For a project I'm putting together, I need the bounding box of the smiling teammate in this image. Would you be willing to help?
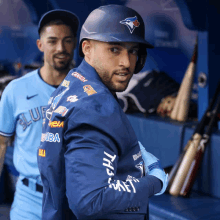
[38,5,167,220]
[0,9,79,220]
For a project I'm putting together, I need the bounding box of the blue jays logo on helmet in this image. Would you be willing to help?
[120,16,140,34]
[46,87,69,120]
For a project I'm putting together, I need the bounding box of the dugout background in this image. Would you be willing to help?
[1,0,220,219]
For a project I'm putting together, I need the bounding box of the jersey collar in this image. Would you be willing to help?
[76,59,103,83]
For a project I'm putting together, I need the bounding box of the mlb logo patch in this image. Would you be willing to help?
[120,16,140,34]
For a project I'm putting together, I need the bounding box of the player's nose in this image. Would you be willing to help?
[56,41,66,52]
[119,50,130,68]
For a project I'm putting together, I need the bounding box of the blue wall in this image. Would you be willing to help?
[0,0,197,83]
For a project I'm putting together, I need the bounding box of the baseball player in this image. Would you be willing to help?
[38,5,168,220]
[0,9,79,220]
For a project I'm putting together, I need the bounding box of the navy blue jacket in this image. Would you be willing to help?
[37,60,162,220]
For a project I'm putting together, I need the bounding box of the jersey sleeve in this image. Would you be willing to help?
[64,96,162,219]
[0,82,16,136]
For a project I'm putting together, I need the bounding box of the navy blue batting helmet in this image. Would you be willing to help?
[79,4,154,74]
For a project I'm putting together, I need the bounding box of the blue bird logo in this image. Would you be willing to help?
[120,16,140,34]
[46,87,69,120]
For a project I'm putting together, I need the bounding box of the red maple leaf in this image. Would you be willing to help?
[133,20,140,27]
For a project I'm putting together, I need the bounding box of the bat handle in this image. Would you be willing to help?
[180,149,204,197]
[166,152,184,192]
[169,134,202,196]
[166,140,191,192]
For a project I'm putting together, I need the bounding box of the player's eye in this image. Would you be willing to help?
[110,47,120,53]
[48,41,56,44]
[130,48,139,55]
[65,39,73,44]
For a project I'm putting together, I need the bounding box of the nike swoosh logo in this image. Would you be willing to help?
[27,94,38,100]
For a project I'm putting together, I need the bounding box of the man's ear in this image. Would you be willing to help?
[82,40,92,59]
[36,39,44,52]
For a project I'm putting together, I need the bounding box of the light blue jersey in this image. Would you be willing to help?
[0,69,56,179]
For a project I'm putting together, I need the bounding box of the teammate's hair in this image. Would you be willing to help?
[39,19,77,37]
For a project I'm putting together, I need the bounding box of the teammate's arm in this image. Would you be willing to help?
[0,135,10,177]
[0,80,16,177]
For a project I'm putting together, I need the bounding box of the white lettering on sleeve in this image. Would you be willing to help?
[103,151,137,193]
[128,180,136,193]
[106,168,114,176]
[116,180,126,192]
[103,158,114,170]
[104,151,116,162]
[122,181,131,193]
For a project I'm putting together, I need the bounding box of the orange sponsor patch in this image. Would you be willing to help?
[49,121,64,128]
[83,85,97,96]
[39,149,46,157]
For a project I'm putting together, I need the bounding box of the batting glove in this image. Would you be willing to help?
[139,141,168,195]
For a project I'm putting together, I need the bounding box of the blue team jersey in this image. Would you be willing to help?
[38,60,161,220]
[0,69,56,179]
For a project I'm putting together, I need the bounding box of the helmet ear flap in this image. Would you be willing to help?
[134,48,147,74]
[79,40,84,57]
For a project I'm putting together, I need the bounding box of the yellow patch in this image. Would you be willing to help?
[83,85,97,96]
[49,121,64,128]
[39,149,46,157]
[62,80,70,88]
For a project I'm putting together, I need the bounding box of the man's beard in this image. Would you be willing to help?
[94,65,131,93]
[53,60,71,71]
[53,52,72,71]
[92,57,132,92]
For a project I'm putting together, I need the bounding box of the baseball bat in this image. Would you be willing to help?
[180,95,220,197]
[169,81,220,196]
[170,37,198,121]
[167,80,220,192]
[166,139,191,192]
[170,74,188,120]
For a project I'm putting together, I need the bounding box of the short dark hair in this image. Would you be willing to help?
[39,19,76,37]
[38,9,79,37]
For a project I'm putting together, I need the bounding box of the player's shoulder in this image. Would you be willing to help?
[7,69,38,89]
[67,82,119,118]
[68,70,112,105]
[1,70,37,97]
[47,63,121,121]
[69,67,108,95]
[15,69,38,82]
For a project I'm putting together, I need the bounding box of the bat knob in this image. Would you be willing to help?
[198,72,207,88]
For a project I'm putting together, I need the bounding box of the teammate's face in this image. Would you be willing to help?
[37,24,76,72]
[84,40,139,93]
